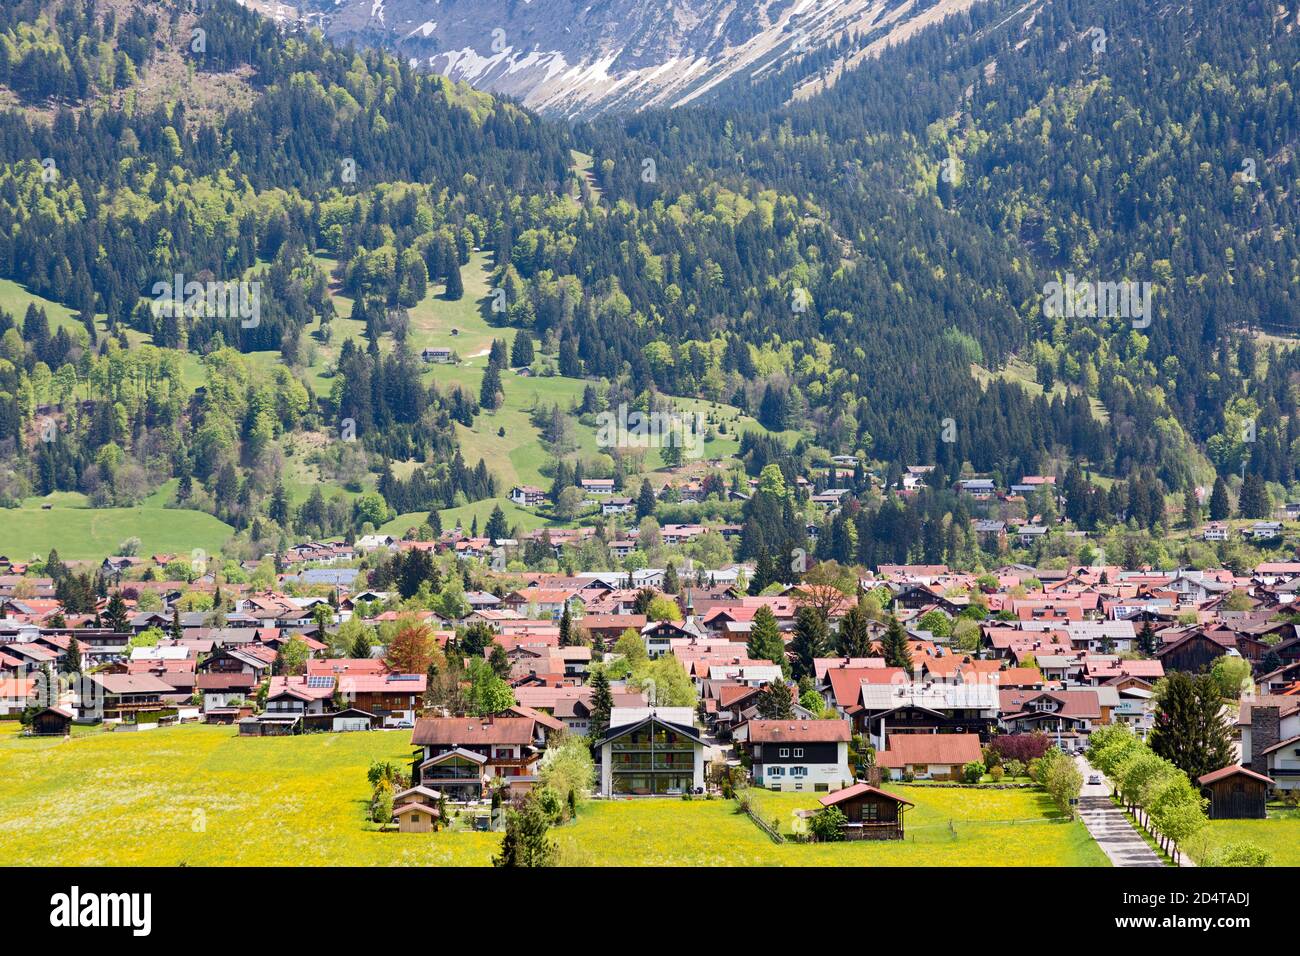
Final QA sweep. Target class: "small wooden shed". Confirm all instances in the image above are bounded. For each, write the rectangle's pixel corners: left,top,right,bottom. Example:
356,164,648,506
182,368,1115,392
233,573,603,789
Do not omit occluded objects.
29,706,75,736
394,802,439,834
1198,764,1271,819
816,782,914,840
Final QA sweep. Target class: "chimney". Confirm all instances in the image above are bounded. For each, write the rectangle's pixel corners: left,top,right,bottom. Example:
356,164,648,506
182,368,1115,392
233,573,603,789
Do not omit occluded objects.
1250,705,1280,777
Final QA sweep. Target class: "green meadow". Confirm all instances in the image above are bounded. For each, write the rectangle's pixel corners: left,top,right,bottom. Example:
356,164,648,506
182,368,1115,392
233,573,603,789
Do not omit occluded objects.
0,725,1107,867
1,495,232,562
1188,810,1300,867
746,785,1108,867
381,497,559,538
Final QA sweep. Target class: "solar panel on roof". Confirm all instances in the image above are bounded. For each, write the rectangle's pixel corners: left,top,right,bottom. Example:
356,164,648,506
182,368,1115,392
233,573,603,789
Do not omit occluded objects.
307,675,333,688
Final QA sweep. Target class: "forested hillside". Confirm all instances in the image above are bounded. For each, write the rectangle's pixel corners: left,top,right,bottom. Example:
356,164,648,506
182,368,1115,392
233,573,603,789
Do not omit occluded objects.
0,0,1296,569
0,0,563,551
575,0,1300,492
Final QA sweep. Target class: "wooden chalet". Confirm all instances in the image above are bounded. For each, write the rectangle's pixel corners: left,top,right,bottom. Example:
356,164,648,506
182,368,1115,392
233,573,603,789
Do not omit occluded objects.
814,782,913,841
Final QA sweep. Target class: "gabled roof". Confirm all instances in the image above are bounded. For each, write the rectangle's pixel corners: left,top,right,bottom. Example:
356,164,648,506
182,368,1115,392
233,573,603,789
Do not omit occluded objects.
596,708,703,747
1197,764,1274,786
412,716,536,747
88,673,174,695
1258,734,1300,756
819,782,913,808
747,719,851,743
878,733,983,767
420,747,488,767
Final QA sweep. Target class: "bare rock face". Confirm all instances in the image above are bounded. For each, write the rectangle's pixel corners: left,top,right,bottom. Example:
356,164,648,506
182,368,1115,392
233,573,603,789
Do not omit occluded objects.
253,0,990,117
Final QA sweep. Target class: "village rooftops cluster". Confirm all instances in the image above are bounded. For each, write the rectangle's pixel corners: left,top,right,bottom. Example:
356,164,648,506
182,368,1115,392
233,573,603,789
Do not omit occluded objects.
3,553,1298,812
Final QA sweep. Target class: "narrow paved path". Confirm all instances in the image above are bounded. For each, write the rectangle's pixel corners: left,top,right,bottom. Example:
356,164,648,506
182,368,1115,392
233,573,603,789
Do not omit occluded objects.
1075,755,1164,867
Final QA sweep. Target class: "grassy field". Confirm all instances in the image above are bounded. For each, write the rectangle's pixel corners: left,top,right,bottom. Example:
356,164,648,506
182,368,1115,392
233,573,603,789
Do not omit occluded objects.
746,785,1109,866
381,497,560,538
0,725,1107,866
0,277,79,327
1188,810,1300,867
0,499,233,561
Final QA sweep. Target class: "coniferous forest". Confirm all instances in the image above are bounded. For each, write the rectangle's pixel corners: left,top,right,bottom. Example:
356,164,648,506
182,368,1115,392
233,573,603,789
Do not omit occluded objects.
0,0,1296,564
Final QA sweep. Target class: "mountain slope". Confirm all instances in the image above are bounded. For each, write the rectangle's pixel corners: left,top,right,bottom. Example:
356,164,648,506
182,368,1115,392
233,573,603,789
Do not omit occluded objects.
275,0,992,117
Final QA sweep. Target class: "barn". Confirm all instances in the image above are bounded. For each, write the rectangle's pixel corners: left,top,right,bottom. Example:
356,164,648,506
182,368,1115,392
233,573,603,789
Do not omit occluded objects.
1198,764,1272,819
28,706,75,736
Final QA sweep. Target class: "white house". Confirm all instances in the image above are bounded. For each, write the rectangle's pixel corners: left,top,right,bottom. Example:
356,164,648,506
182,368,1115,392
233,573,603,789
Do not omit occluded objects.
747,719,851,793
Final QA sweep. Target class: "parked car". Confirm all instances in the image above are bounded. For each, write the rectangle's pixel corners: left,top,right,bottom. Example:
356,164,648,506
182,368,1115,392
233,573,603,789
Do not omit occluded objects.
1088,774,1101,785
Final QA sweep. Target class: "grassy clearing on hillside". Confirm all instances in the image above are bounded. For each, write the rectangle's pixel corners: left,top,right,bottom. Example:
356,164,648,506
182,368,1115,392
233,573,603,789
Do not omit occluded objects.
971,358,1109,424
0,278,78,326
0,501,232,561
0,726,1107,866
381,497,560,538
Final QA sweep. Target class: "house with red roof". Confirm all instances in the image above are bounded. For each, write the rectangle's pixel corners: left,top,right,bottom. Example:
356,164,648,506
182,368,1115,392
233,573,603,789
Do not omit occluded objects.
878,733,983,781
745,719,852,792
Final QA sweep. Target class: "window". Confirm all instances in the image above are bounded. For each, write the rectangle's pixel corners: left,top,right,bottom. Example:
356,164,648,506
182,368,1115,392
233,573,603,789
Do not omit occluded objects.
790,766,808,777
793,748,804,758
814,783,829,792
768,766,785,776
779,747,789,758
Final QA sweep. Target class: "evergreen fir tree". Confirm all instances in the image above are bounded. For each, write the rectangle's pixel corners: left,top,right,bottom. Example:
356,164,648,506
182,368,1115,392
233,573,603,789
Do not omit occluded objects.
1138,619,1159,656
748,605,788,677
444,260,464,300
837,604,872,657
103,592,129,632
64,635,81,674
662,561,679,595
510,330,534,367
790,606,829,681
636,478,656,520
479,361,503,410
756,680,793,719
1237,472,1270,519
589,669,614,740
1209,476,1231,521
1149,672,1235,781
1181,484,1200,530
880,615,913,673
493,794,556,867
485,504,509,541
351,628,374,659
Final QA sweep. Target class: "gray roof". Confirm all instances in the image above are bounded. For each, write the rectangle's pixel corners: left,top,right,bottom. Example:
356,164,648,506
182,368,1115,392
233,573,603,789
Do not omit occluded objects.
858,682,997,711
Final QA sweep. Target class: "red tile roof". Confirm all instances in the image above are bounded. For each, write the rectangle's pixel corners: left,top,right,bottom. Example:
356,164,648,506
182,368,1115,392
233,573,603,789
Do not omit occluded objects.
747,719,851,743
878,733,983,767
819,782,914,808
